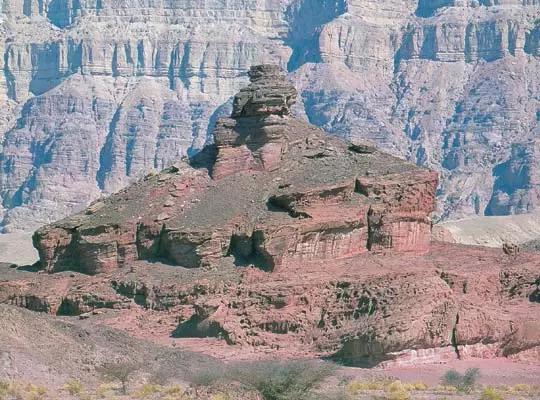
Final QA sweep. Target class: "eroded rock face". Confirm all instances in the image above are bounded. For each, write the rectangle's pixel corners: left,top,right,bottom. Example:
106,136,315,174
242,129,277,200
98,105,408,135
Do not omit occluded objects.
5,1,540,230
32,67,438,274
6,75,540,363
232,65,298,118
2,242,540,365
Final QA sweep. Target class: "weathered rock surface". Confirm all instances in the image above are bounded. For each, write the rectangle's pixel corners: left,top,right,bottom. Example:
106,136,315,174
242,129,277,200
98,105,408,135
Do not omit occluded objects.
32,66,438,274
5,0,540,230
3,69,534,366
2,242,540,366
231,65,298,118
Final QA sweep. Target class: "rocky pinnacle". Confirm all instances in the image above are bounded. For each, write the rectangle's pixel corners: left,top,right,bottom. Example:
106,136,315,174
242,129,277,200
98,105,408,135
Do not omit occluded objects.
232,65,298,118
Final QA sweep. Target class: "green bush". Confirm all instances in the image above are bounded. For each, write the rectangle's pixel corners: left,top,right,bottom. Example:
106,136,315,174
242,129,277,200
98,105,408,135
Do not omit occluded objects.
96,361,140,395
229,360,336,400
441,368,479,393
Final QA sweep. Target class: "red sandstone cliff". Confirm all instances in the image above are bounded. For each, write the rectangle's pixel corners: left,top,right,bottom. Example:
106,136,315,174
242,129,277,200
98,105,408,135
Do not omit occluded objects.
3,66,538,367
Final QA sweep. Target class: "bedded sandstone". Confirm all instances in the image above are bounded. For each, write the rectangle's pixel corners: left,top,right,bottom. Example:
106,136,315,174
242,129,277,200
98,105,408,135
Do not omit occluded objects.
15,66,540,366
2,242,540,366
32,65,438,275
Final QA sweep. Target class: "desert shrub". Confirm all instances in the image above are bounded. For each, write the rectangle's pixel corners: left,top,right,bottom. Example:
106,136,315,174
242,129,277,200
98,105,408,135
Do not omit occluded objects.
185,365,225,392
24,384,48,400
229,360,336,400
96,383,116,398
402,383,417,391
433,385,458,394
441,368,479,393
62,380,85,395
1,381,24,397
385,381,402,392
0,381,8,399
134,384,163,399
97,361,139,395
161,386,186,400
25,384,47,396
209,394,231,400
347,380,382,393
411,381,428,391
382,381,410,400
481,386,505,400
513,384,531,392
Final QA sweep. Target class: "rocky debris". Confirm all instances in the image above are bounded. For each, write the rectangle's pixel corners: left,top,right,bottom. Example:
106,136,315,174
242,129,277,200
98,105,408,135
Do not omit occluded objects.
503,241,520,257
0,303,222,388
32,67,438,275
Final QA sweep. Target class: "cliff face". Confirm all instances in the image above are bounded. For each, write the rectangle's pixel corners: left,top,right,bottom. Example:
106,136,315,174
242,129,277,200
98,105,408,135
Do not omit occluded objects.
3,0,540,230
3,67,537,366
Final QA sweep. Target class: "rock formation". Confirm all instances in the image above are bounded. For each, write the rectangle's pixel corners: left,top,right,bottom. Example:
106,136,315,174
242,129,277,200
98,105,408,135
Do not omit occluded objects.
32,65,438,274
4,1,540,230
0,69,536,367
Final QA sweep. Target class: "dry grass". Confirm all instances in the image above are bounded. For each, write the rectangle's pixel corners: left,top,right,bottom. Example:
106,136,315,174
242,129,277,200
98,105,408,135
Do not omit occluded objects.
3,375,540,400
480,386,505,400
61,379,85,396
346,381,382,393
209,394,231,400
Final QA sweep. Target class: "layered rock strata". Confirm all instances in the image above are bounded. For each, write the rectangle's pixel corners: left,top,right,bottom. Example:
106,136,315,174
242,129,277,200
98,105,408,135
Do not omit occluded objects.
6,0,540,230
33,66,438,275
3,70,539,364
2,242,540,366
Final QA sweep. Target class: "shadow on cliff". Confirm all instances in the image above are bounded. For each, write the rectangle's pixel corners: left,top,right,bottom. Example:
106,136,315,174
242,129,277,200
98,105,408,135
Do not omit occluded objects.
172,314,232,344
284,0,347,72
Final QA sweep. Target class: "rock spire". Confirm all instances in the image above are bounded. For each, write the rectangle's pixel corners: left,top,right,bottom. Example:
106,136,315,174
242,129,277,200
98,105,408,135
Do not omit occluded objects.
231,65,298,118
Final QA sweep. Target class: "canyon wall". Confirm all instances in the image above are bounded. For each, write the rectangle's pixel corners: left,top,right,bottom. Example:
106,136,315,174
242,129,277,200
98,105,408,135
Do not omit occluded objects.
2,0,540,230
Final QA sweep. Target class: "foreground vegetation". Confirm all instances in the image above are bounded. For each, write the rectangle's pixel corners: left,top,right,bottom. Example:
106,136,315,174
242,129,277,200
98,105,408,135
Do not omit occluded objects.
1,362,539,400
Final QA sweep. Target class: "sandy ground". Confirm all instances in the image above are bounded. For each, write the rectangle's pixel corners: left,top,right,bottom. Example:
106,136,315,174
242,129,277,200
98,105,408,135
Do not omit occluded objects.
0,232,38,265
434,213,540,247
347,358,540,386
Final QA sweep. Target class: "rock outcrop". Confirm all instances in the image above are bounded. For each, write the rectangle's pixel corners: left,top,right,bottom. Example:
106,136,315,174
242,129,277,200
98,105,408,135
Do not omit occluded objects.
1,71,539,365
4,0,540,230
3,240,540,366
32,66,438,274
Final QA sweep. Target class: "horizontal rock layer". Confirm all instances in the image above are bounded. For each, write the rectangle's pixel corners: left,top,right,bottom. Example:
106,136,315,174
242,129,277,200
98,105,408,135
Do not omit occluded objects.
32,116,438,274
2,242,539,364
4,0,540,229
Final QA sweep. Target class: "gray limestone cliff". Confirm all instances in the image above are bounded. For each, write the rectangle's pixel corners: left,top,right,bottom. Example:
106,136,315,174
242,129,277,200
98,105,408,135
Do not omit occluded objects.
2,0,540,230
